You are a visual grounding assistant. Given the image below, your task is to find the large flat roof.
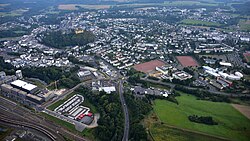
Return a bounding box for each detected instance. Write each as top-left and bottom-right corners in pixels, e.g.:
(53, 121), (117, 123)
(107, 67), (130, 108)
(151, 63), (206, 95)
(11, 80), (37, 91)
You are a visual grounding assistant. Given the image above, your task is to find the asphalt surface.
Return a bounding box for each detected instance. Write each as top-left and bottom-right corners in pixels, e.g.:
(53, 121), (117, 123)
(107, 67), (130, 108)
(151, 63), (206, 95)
(118, 80), (130, 141)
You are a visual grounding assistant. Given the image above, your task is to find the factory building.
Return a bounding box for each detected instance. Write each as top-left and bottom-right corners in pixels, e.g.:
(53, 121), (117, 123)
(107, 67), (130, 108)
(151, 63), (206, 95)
(0, 71), (17, 85)
(1, 79), (54, 106)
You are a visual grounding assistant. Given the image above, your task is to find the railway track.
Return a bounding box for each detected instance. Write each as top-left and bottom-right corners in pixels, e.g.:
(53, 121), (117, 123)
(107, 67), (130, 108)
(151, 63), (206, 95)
(0, 115), (57, 141)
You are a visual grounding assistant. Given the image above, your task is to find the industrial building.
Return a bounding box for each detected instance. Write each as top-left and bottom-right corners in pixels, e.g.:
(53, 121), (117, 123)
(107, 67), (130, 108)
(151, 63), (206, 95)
(0, 71), (17, 85)
(92, 80), (116, 94)
(203, 66), (243, 80)
(1, 79), (54, 106)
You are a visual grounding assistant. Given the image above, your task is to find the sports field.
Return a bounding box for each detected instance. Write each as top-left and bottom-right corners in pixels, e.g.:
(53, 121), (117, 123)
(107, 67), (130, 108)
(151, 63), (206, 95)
(153, 94), (250, 141)
(133, 60), (165, 73)
(176, 56), (199, 67)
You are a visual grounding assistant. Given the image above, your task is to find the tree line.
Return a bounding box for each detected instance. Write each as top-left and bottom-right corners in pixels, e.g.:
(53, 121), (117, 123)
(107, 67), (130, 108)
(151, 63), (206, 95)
(174, 85), (231, 103)
(124, 92), (152, 141)
(75, 87), (124, 141)
(188, 115), (218, 125)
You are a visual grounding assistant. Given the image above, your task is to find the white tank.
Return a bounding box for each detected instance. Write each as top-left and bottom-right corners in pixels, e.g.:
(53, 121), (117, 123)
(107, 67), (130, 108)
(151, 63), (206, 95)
(235, 72), (243, 78)
(228, 74), (241, 80)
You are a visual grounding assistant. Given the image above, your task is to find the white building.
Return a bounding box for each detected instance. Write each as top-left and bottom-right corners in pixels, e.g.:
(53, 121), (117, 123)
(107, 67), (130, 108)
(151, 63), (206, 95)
(16, 70), (23, 79)
(99, 86), (116, 94)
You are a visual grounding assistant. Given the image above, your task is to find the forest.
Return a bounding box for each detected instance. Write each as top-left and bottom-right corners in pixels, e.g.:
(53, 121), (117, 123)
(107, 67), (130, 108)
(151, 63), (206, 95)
(75, 87), (124, 141)
(40, 30), (95, 48)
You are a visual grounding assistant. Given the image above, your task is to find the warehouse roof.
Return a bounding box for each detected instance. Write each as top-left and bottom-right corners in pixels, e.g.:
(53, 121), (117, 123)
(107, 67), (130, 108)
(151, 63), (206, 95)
(11, 80), (37, 91)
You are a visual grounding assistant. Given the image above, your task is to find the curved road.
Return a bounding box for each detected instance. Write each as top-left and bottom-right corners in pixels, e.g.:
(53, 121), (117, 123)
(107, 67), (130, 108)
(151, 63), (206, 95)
(118, 80), (129, 141)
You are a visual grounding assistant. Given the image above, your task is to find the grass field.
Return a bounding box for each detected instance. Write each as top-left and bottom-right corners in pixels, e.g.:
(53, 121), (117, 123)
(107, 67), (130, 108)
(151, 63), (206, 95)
(40, 112), (94, 139)
(81, 98), (98, 113)
(181, 19), (221, 27)
(153, 93), (250, 141)
(144, 112), (225, 141)
(0, 4), (9, 7)
(58, 4), (111, 10)
(239, 20), (250, 31)
(57, 1), (220, 11)
(0, 8), (28, 17)
(150, 123), (225, 141)
(164, 1), (218, 7)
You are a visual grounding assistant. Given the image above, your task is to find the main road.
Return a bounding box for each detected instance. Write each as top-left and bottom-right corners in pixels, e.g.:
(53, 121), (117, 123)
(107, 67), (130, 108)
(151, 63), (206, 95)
(118, 80), (129, 141)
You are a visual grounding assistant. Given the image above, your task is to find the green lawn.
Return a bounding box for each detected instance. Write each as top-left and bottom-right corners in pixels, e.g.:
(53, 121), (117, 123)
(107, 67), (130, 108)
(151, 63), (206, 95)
(81, 99), (98, 113)
(153, 94), (250, 141)
(181, 19), (222, 27)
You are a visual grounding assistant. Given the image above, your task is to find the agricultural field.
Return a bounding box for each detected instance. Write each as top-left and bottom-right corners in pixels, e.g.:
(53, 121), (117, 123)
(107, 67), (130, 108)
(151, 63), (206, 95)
(239, 20), (250, 31)
(232, 104), (250, 120)
(152, 93), (250, 141)
(181, 19), (222, 27)
(0, 4), (9, 7)
(0, 8), (28, 17)
(58, 4), (78, 10)
(58, 4), (111, 10)
(163, 1), (218, 7)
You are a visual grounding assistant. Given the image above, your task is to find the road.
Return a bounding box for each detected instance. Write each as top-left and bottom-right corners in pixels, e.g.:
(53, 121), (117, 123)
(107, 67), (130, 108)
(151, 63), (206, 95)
(141, 78), (250, 97)
(118, 80), (129, 141)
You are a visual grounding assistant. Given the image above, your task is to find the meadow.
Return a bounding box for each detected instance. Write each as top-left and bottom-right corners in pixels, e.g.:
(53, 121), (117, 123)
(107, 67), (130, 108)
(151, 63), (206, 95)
(153, 93), (250, 141)
(164, 1), (218, 7)
(181, 19), (222, 27)
(58, 4), (111, 10)
(239, 20), (250, 31)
